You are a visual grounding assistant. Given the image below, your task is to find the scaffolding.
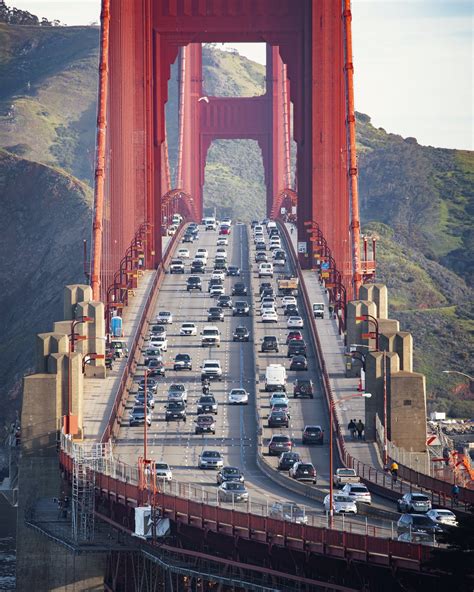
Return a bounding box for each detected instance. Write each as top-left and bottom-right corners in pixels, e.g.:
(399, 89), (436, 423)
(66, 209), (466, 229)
(71, 441), (112, 542)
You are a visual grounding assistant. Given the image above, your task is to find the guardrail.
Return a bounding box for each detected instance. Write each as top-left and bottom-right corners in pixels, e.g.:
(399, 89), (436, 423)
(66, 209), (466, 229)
(277, 222), (474, 509)
(100, 226), (186, 443)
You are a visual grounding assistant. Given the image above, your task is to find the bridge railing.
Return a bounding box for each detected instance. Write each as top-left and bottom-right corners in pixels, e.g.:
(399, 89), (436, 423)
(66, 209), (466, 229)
(100, 225), (186, 444)
(277, 222), (474, 508)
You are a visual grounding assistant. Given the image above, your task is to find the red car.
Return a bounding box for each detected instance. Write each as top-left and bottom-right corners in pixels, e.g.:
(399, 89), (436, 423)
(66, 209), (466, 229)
(219, 225), (231, 235)
(286, 330), (303, 344)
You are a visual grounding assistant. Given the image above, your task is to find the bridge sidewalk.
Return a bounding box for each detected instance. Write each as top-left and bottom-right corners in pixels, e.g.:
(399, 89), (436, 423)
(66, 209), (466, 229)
(285, 224), (383, 471)
(82, 237), (172, 442)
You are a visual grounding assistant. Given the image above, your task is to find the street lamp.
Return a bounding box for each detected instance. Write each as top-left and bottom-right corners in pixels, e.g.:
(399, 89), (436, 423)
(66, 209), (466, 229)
(329, 393), (372, 525)
(442, 370), (473, 381)
(355, 314), (379, 351)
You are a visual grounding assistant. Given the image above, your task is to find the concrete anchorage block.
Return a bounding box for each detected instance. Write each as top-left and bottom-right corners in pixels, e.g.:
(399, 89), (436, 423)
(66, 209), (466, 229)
(378, 318), (400, 334)
(380, 332), (413, 372)
(75, 301), (106, 377)
(64, 284), (92, 321)
(364, 351), (400, 442)
(359, 284), (388, 319)
(48, 352), (84, 439)
(35, 332), (69, 373)
(389, 371), (427, 452)
(346, 300), (377, 351)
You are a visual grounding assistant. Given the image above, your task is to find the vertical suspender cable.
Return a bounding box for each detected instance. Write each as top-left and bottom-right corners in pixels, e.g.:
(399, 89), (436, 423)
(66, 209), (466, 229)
(343, 0), (362, 298)
(176, 46), (187, 191)
(91, 0), (111, 301)
(281, 61), (292, 190)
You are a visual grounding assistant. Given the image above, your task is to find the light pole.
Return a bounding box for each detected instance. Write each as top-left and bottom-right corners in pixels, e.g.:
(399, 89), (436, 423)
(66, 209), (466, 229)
(329, 393), (372, 525)
(355, 314), (379, 351)
(442, 370), (473, 386)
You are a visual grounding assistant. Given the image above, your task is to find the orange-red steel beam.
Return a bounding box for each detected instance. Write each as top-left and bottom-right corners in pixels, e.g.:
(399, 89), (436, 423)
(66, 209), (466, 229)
(91, 0), (110, 301)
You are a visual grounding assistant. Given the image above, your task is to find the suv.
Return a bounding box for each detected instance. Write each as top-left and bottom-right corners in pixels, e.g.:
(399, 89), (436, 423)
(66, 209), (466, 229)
(227, 265), (241, 276)
(289, 462), (317, 484)
(277, 451), (301, 471)
(232, 301), (250, 316)
(191, 259), (206, 273)
(129, 405), (152, 427)
(167, 383), (188, 403)
(173, 353), (192, 371)
(195, 415), (216, 435)
(289, 355), (307, 371)
(201, 326), (221, 347)
(169, 259), (185, 274)
(232, 283), (247, 296)
(397, 514), (440, 536)
(293, 379), (314, 399)
(165, 400), (186, 422)
(201, 360), (223, 381)
(261, 335), (279, 353)
(397, 493), (432, 513)
(187, 276), (202, 291)
(197, 395), (218, 415)
(216, 466), (244, 485)
(302, 425), (324, 445)
(207, 307), (224, 322)
(268, 410), (290, 428)
(217, 295), (233, 308)
(287, 339), (307, 357)
(268, 434), (293, 456)
(233, 326), (250, 342)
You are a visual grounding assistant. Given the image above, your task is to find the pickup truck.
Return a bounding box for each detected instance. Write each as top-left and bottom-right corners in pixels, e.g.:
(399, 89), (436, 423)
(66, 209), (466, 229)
(277, 276), (299, 296)
(333, 468), (360, 489)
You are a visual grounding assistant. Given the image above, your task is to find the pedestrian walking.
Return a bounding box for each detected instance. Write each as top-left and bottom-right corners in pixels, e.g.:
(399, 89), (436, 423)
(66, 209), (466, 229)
(390, 461), (399, 483)
(356, 420), (364, 440)
(452, 483), (459, 505)
(348, 419), (356, 439)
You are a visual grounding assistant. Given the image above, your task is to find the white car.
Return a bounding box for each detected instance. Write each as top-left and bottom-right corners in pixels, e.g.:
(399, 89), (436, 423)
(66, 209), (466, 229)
(154, 462), (173, 482)
(210, 285), (225, 297)
(260, 301), (276, 314)
(177, 248), (190, 259)
(426, 509), (458, 527)
(211, 271), (226, 281)
(195, 252), (208, 263)
(269, 392), (290, 407)
(149, 336), (168, 351)
(287, 316), (303, 328)
(216, 248), (228, 259)
(323, 494), (357, 514)
(228, 388), (249, 405)
(180, 322), (197, 336)
(262, 310), (278, 323)
(196, 248), (208, 258)
(216, 237), (228, 246)
(281, 296), (297, 307)
(341, 483), (372, 505)
(156, 311), (173, 324)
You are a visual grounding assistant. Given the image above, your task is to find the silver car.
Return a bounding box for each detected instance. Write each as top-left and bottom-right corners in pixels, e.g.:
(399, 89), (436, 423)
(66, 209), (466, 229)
(323, 494), (357, 514)
(397, 493), (431, 513)
(269, 502), (307, 524)
(218, 482), (249, 503)
(167, 383), (188, 403)
(341, 483), (372, 505)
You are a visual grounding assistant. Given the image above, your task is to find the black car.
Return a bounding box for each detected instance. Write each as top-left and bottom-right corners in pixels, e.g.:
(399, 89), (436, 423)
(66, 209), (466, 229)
(261, 335), (279, 353)
(232, 283), (247, 296)
(277, 451), (301, 471)
(129, 405), (152, 427)
(284, 304), (299, 317)
(232, 300), (250, 316)
(397, 514), (441, 536)
(165, 401), (186, 422)
(191, 260), (206, 273)
(255, 252), (268, 263)
(259, 283), (272, 294)
(227, 265), (241, 276)
(233, 326), (250, 342)
(216, 466), (244, 484)
(187, 276), (202, 291)
(302, 425), (324, 445)
(256, 242), (266, 251)
(136, 377), (158, 392)
(214, 260), (228, 272)
(173, 353), (192, 371)
(208, 277), (224, 292)
(182, 233), (194, 243)
(287, 339), (307, 357)
(289, 355), (308, 371)
(293, 379), (314, 399)
(197, 395), (218, 415)
(195, 415), (216, 434)
(208, 307), (225, 322)
(134, 391), (155, 409)
(268, 410), (290, 428)
(217, 295), (233, 308)
(146, 359), (165, 376)
(150, 324), (166, 337)
(261, 287), (274, 299)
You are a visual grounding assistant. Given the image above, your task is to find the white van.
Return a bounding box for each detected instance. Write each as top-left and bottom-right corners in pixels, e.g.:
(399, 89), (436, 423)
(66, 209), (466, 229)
(265, 364), (287, 392)
(201, 326), (221, 347)
(267, 221), (277, 231)
(259, 263), (274, 278)
(312, 303), (325, 319)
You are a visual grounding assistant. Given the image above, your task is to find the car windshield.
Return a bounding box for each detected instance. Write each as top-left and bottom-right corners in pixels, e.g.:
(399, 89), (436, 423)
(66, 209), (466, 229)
(305, 427), (321, 433)
(200, 397), (215, 403)
(412, 516), (434, 525)
(168, 402), (184, 409)
(199, 417), (213, 423)
(235, 328), (247, 334)
(176, 354), (189, 360)
(334, 496), (353, 503)
(203, 451), (221, 458)
(412, 494), (429, 501)
(155, 463), (169, 470)
(169, 384), (184, 391)
(273, 436), (289, 442)
(224, 468), (240, 475)
(232, 389), (246, 395)
(338, 469), (356, 476)
(351, 486), (368, 493)
(436, 511), (454, 517)
(226, 483), (245, 491)
(298, 464), (314, 471)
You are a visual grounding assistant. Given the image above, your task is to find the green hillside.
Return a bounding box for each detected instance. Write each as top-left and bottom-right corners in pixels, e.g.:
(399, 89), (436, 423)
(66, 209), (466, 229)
(0, 22), (472, 422)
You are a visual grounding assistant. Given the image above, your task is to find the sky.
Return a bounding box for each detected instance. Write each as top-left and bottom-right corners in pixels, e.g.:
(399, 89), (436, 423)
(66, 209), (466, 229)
(11, 0), (473, 150)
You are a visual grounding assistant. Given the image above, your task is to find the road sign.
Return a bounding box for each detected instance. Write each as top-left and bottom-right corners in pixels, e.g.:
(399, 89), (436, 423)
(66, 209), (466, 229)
(426, 435), (441, 446)
(321, 262), (330, 270)
(297, 242), (307, 254)
(280, 207), (286, 215)
(361, 332), (377, 339)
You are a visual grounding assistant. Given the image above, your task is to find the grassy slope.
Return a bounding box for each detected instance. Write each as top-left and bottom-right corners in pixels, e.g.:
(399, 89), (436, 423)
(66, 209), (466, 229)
(0, 23), (98, 183)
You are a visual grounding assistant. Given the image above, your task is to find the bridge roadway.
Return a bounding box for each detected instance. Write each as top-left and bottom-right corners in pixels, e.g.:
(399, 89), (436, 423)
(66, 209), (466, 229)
(113, 222), (397, 535)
